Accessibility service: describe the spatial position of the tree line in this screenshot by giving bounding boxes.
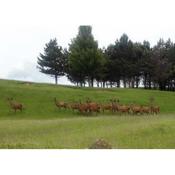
[37,25,175,91]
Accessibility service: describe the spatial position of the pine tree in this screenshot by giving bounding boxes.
[37,38,66,84]
[68,26,103,87]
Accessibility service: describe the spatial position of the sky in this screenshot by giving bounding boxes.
[0,0,175,84]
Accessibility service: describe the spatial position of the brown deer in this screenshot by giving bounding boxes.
[110,99,119,112]
[77,102,89,114]
[130,104,142,115]
[85,98,100,114]
[100,104,112,113]
[150,105,160,114]
[88,102,101,114]
[69,102,79,112]
[140,105,151,114]
[7,98,23,113]
[54,98,68,110]
[117,105,130,114]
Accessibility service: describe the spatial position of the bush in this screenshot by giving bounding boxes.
[89,138,112,149]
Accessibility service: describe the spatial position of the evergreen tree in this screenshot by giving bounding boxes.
[68,26,103,87]
[37,39,66,84]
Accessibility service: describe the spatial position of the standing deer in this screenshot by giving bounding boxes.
[100,104,112,113]
[54,97,68,110]
[140,105,151,114]
[130,104,142,115]
[7,98,23,113]
[150,105,160,114]
[110,99,119,113]
[117,105,130,114]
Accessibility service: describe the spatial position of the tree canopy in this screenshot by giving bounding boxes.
[37,26,175,91]
[37,38,67,84]
[68,26,104,87]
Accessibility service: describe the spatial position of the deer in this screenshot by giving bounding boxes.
[88,102,101,114]
[150,105,160,114]
[117,105,130,114]
[7,98,23,113]
[111,99,131,114]
[77,101,89,114]
[140,105,151,114]
[69,102,79,112]
[130,104,142,115]
[85,99,100,114]
[54,97,68,110]
[110,99,119,113]
[100,104,112,113]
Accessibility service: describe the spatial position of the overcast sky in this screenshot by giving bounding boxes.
[0,0,175,84]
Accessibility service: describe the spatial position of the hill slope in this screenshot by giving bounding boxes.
[0,79,175,119]
[0,79,175,148]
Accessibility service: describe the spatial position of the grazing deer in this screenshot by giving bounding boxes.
[140,105,151,114]
[78,102,89,114]
[100,104,112,113]
[85,99,100,114]
[69,102,79,112]
[150,105,160,114]
[54,97,68,110]
[88,102,101,114]
[130,104,142,115]
[117,105,130,114]
[110,99,119,113]
[7,98,23,113]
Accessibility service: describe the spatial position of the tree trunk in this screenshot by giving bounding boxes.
[131,78,135,88]
[123,78,126,88]
[144,74,147,89]
[88,78,91,87]
[136,78,139,88]
[110,82,112,88]
[80,82,83,87]
[55,75,58,84]
[91,78,94,87]
[128,80,131,88]
[148,76,151,89]
[103,82,105,88]
[117,80,120,88]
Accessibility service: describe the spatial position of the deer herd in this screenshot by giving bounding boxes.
[6,97,160,115]
[54,97,160,115]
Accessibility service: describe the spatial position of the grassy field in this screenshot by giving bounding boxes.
[0,79,175,148]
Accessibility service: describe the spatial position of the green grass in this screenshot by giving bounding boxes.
[0,79,175,148]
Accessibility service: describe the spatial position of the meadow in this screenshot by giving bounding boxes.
[0,79,175,148]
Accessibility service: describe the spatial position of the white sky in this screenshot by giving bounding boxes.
[0,0,175,84]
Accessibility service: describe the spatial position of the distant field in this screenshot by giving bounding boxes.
[0,79,175,148]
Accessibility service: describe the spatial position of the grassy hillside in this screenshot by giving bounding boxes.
[0,79,175,148]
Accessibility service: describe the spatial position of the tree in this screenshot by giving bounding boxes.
[151,39,172,90]
[37,38,66,84]
[106,34,137,88]
[105,43,122,88]
[68,26,103,87]
[139,41,154,89]
[95,48,108,87]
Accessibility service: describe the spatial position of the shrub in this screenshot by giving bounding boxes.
[89,138,112,149]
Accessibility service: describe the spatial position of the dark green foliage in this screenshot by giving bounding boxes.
[36,27,175,91]
[105,35,175,91]
[68,26,104,87]
[37,38,67,84]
